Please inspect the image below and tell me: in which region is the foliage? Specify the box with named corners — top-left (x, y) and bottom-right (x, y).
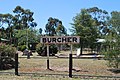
top-left (44, 17), bottom-right (67, 52)
top-left (50, 44), bottom-right (58, 54)
top-left (45, 17), bottom-right (67, 36)
top-left (12, 6), bottom-right (37, 48)
top-left (71, 9), bottom-right (98, 54)
top-left (36, 43), bottom-right (58, 56)
top-left (87, 7), bottom-right (110, 35)
top-left (0, 6), bottom-right (37, 48)
top-left (0, 43), bottom-right (16, 70)
top-left (39, 28), bottom-right (42, 35)
top-left (18, 45), bottom-right (27, 52)
top-left (13, 6), bottom-right (37, 30)
top-left (1, 14), bottom-right (14, 40)
top-left (0, 14), bottom-right (13, 39)
top-left (103, 34), bottom-right (120, 69)
top-left (104, 49), bottom-right (120, 69)
top-left (36, 43), bottom-right (43, 55)
top-left (110, 11), bottom-right (120, 34)
top-left (102, 11), bottom-right (120, 69)
top-left (14, 29), bottom-right (37, 49)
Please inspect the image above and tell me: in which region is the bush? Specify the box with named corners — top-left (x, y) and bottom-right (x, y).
top-left (36, 43), bottom-right (58, 56)
top-left (104, 49), bottom-right (120, 69)
top-left (18, 45), bottom-right (27, 52)
top-left (0, 43), bottom-right (16, 70)
top-left (36, 43), bottom-right (44, 55)
top-left (50, 45), bottom-right (58, 55)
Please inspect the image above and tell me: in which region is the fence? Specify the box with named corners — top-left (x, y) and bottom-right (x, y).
top-left (0, 51), bottom-right (120, 79)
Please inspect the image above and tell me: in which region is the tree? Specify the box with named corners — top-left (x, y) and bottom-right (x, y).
top-left (0, 6), bottom-right (37, 46)
top-left (45, 17), bottom-right (67, 36)
top-left (87, 7), bottom-right (110, 35)
top-left (45, 17), bottom-right (67, 52)
top-left (0, 27), bottom-right (7, 39)
top-left (3, 14), bottom-right (14, 42)
top-left (103, 11), bottom-right (120, 69)
top-left (71, 9), bottom-right (98, 55)
top-left (56, 21), bottom-right (67, 36)
top-left (39, 28), bottom-right (42, 35)
top-left (0, 13), bottom-right (14, 43)
top-left (12, 6), bottom-right (37, 49)
top-left (110, 11), bottom-right (120, 34)
top-left (0, 14), bottom-right (4, 27)
top-left (14, 29), bottom-right (37, 50)
top-left (13, 6), bottom-right (37, 30)
top-left (103, 36), bottom-right (120, 69)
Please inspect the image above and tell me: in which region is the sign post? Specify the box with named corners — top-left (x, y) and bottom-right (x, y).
top-left (47, 45), bottom-right (50, 69)
top-left (69, 44), bottom-right (73, 77)
top-left (15, 52), bottom-right (18, 75)
top-left (40, 36), bottom-right (80, 76)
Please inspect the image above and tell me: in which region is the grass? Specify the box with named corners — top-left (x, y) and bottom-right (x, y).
top-left (0, 74), bottom-right (75, 80)
top-left (0, 73), bottom-right (110, 80)
top-left (0, 51), bottom-right (120, 80)
top-left (18, 58), bottom-right (111, 75)
top-left (0, 74), bottom-right (101, 80)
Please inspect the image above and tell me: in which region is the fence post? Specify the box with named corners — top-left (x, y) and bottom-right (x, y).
top-left (69, 54), bottom-right (72, 78)
top-left (69, 44), bottom-right (73, 78)
top-left (15, 52), bottom-right (19, 75)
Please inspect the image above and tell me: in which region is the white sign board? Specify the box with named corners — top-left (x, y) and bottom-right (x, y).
top-left (40, 36), bottom-right (80, 44)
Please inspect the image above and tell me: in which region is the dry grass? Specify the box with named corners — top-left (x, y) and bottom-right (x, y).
top-left (17, 51), bottom-right (120, 76)
top-left (0, 74), bottom-right (76, 80)
top-left (18, 58), bottom-right (120, 76)
top-left (0, 51), bottom-right (120, 80)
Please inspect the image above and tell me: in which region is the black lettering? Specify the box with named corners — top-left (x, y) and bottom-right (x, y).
top-left (57, 38), bottom-right (61, 42)
top-left (43, 38), bottom-right (46, 43)
top-left (62, 37), bottom-right (66, 42)
top-left (68, 37), bottom-right (72, 42)
top-left (73, 37), bottom-right (77, 43)
top-left (52, 38), bottom-right (56, 43)
top-left (47, 38), bottom-right (51, 43)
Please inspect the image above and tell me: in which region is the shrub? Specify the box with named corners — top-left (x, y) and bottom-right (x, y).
top-left (36, 43), bottom-right (44, 55)
top-left (50, 45), bottom-right (58, 56)
top-left (36, 43), bottom-right (58, 56)
top-left (104, 49), bottom-right (120, 69)
top-left (0, 43), bottom-right (16, 70)
top-left (18, 45), bottom-right (27, 51)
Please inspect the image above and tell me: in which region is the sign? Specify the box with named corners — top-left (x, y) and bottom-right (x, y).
top-left (40, 36), bottom-right (80, 44)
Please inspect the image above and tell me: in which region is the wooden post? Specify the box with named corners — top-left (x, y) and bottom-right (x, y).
top-left (69, 44), bottom-right (73, 78)
top-left (15, 52), bottom-right (18, 75)
top-left (47, 45), bottom-right (50, 69)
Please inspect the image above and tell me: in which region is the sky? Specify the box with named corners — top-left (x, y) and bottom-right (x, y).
top-left (0, 0), bottom-right (120, 34)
